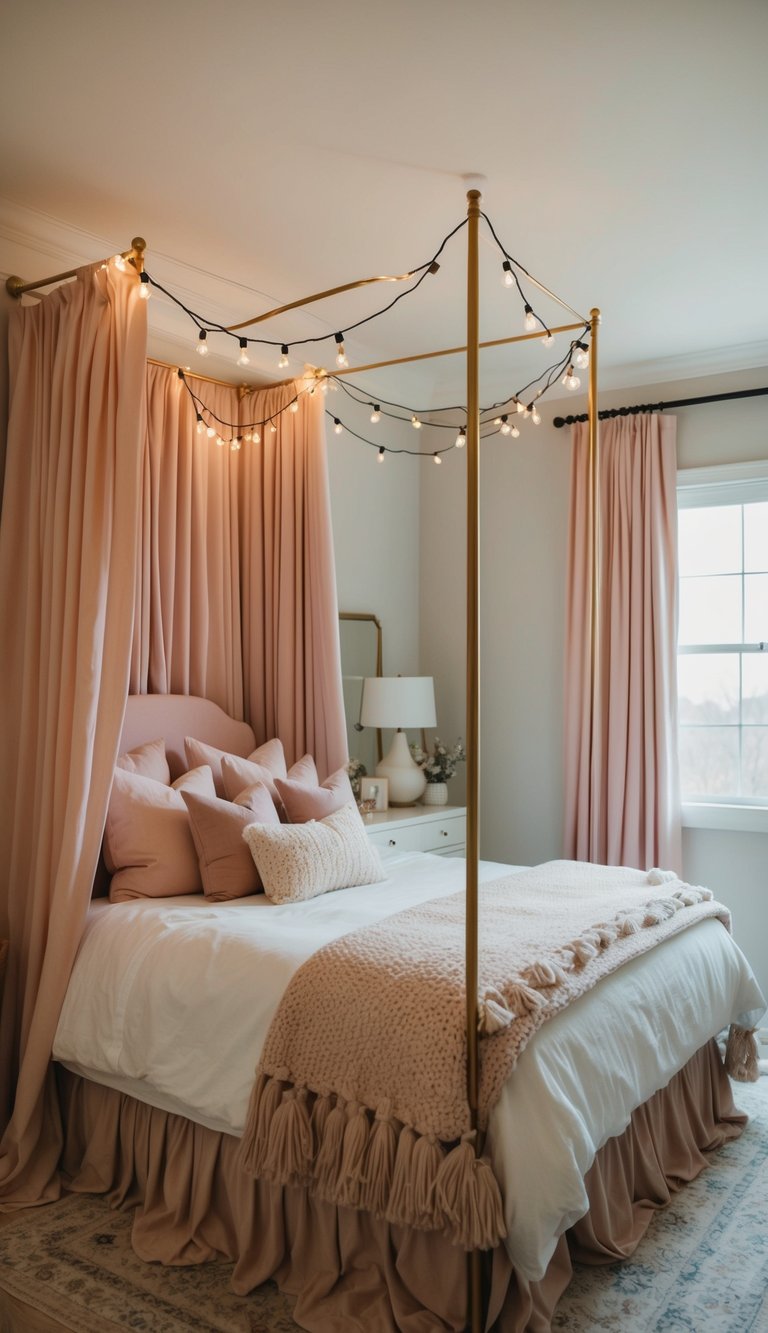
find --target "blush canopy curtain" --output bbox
[0,263,147,1203]
[563,414,682,872]
[132,367,347,779]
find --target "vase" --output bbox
[421,782,448,806]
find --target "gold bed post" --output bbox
[587,308,602,853]
[465,187,483,1333]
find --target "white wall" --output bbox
[419,365,768,995]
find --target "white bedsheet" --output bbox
[54,852,764,1281]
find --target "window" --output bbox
[677,462,768,832]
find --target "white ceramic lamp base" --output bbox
[375,730,426,806]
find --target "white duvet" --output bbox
[54,851,765,1281]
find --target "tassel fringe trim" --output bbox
[237,1077,506,1251]
[725,1024,760,1082]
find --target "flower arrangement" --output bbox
[346,757,367,797]
[410,737,466,784]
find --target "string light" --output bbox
[378,447,385,463]
[253,431,261,444]
[524,305,536,332]
[231,437,242,452]
[206,425,216,439]
[196,329,209,357]
[433,452,442,464]
[532,406,541,425]
[500,415,511,435]
[515,398,525,413]
[196,414,205,436]
[237,338,250,368]
[216,435,225,447]
[562,365,581,391]
[289,400,299,413]
[541,331,553,347]
[139,272,151,300]
[455,427,466,448]
[335,333,348,368]
[244,432,252,442]
[269,423,277,434]
[510,423,520,438]
[278,345,289,369]
[334,418,343,434]
[574,342,590,369]
[502,260,515,288]
[370,404,381,423]
[411,415,422,429]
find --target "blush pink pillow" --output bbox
[221,752,318,810]
[181,785,279,900]
[106,766,216,903]
[184,736,287,798]
[115,737,170,785]
[274,768,355,823]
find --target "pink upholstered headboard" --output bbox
[120,694,256,779]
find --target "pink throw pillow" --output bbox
[115,737,170,785]
[182,785,279,900]
[274,768,355,823]
[185,736,287,798]
[106,766,216,903]
[221,752,318,811]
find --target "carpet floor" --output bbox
[0,1077,766,1333]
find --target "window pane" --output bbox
[678,576,742,645]
[679,727,739,798]
[744,502,768,573]
[745,574,768,643]
[678,505,741,576]
[743,655,768,723]
[742,727,768,798]
[677,654,739,724]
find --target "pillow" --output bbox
[242,801,385,905]
[222,752,319,810]
[115,737,170,785]
[106,765,216,903]
[184,736,287,798]
[274,767,355,823]
[182,784,279,901]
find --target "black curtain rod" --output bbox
[552,384,768,428]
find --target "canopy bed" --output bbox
[1,194,764,1332]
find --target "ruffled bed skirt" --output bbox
[57,1040,746,1332]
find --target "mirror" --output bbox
[339,612,382,778]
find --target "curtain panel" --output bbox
[132,368,347,779]
[0,264,147,1202]
[563,414,682,873]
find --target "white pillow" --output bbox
[242,801,385,905]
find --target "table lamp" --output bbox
[359,676,437,806]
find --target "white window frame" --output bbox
[677,460,768,835]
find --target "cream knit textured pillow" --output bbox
[242,801,385,904]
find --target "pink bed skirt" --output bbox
[57,1040,745,1332]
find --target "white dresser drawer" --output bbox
[366,822,427,855]
[422,813,466,853]
[365,809,466,857]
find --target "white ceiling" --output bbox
[2,0,768,407]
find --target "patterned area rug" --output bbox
[0,1078,766,1332]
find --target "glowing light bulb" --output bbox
[237,339,250,368]
[216,435,224,447]
[243,432,252,442]
[378,447,385,463]
[541,331,554,347]
[493,416,503,427]
[289,400,299,413]
[370,404,381,424]
[206,426,216,439]
[562,366,581,391]
[252,431,261,444]
[433,453,442,465]
[500,416,511,435]
[515,398,525,414]
[334,333,347,367]
[328,379,338,392]
[138,273,151,300]
[278,345,289,369]
[196,329,209,357]
[524,305,536,332]
[231,437,242,452]
[333,418,343,435]
[411,415,421,430]
[455,428,466,448]
[269,423,277,434]
[502,260,514,288]
[532,407,541,425]
[510,424,520,438]
[112,254,127,272]
[196,415,205,436]
[574,345,590,369]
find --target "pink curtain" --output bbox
[0,264,147,1203]
[563,414,682,872]
[132,368,347,778]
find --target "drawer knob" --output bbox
[440,829,449,837]
[389,838,397,847]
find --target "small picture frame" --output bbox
[359,776,389,812]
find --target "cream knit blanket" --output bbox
[238,860,753,1249]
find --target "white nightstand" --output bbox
[363,805,466,858]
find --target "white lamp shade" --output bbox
[359,676,437,730]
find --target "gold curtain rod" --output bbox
[145,357,296,395]
[225,268,433,333]
[5,238,147,299]
[325,322,586,379]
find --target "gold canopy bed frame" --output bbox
[7,189,601,1330]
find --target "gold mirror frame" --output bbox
[339,612,383,763]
